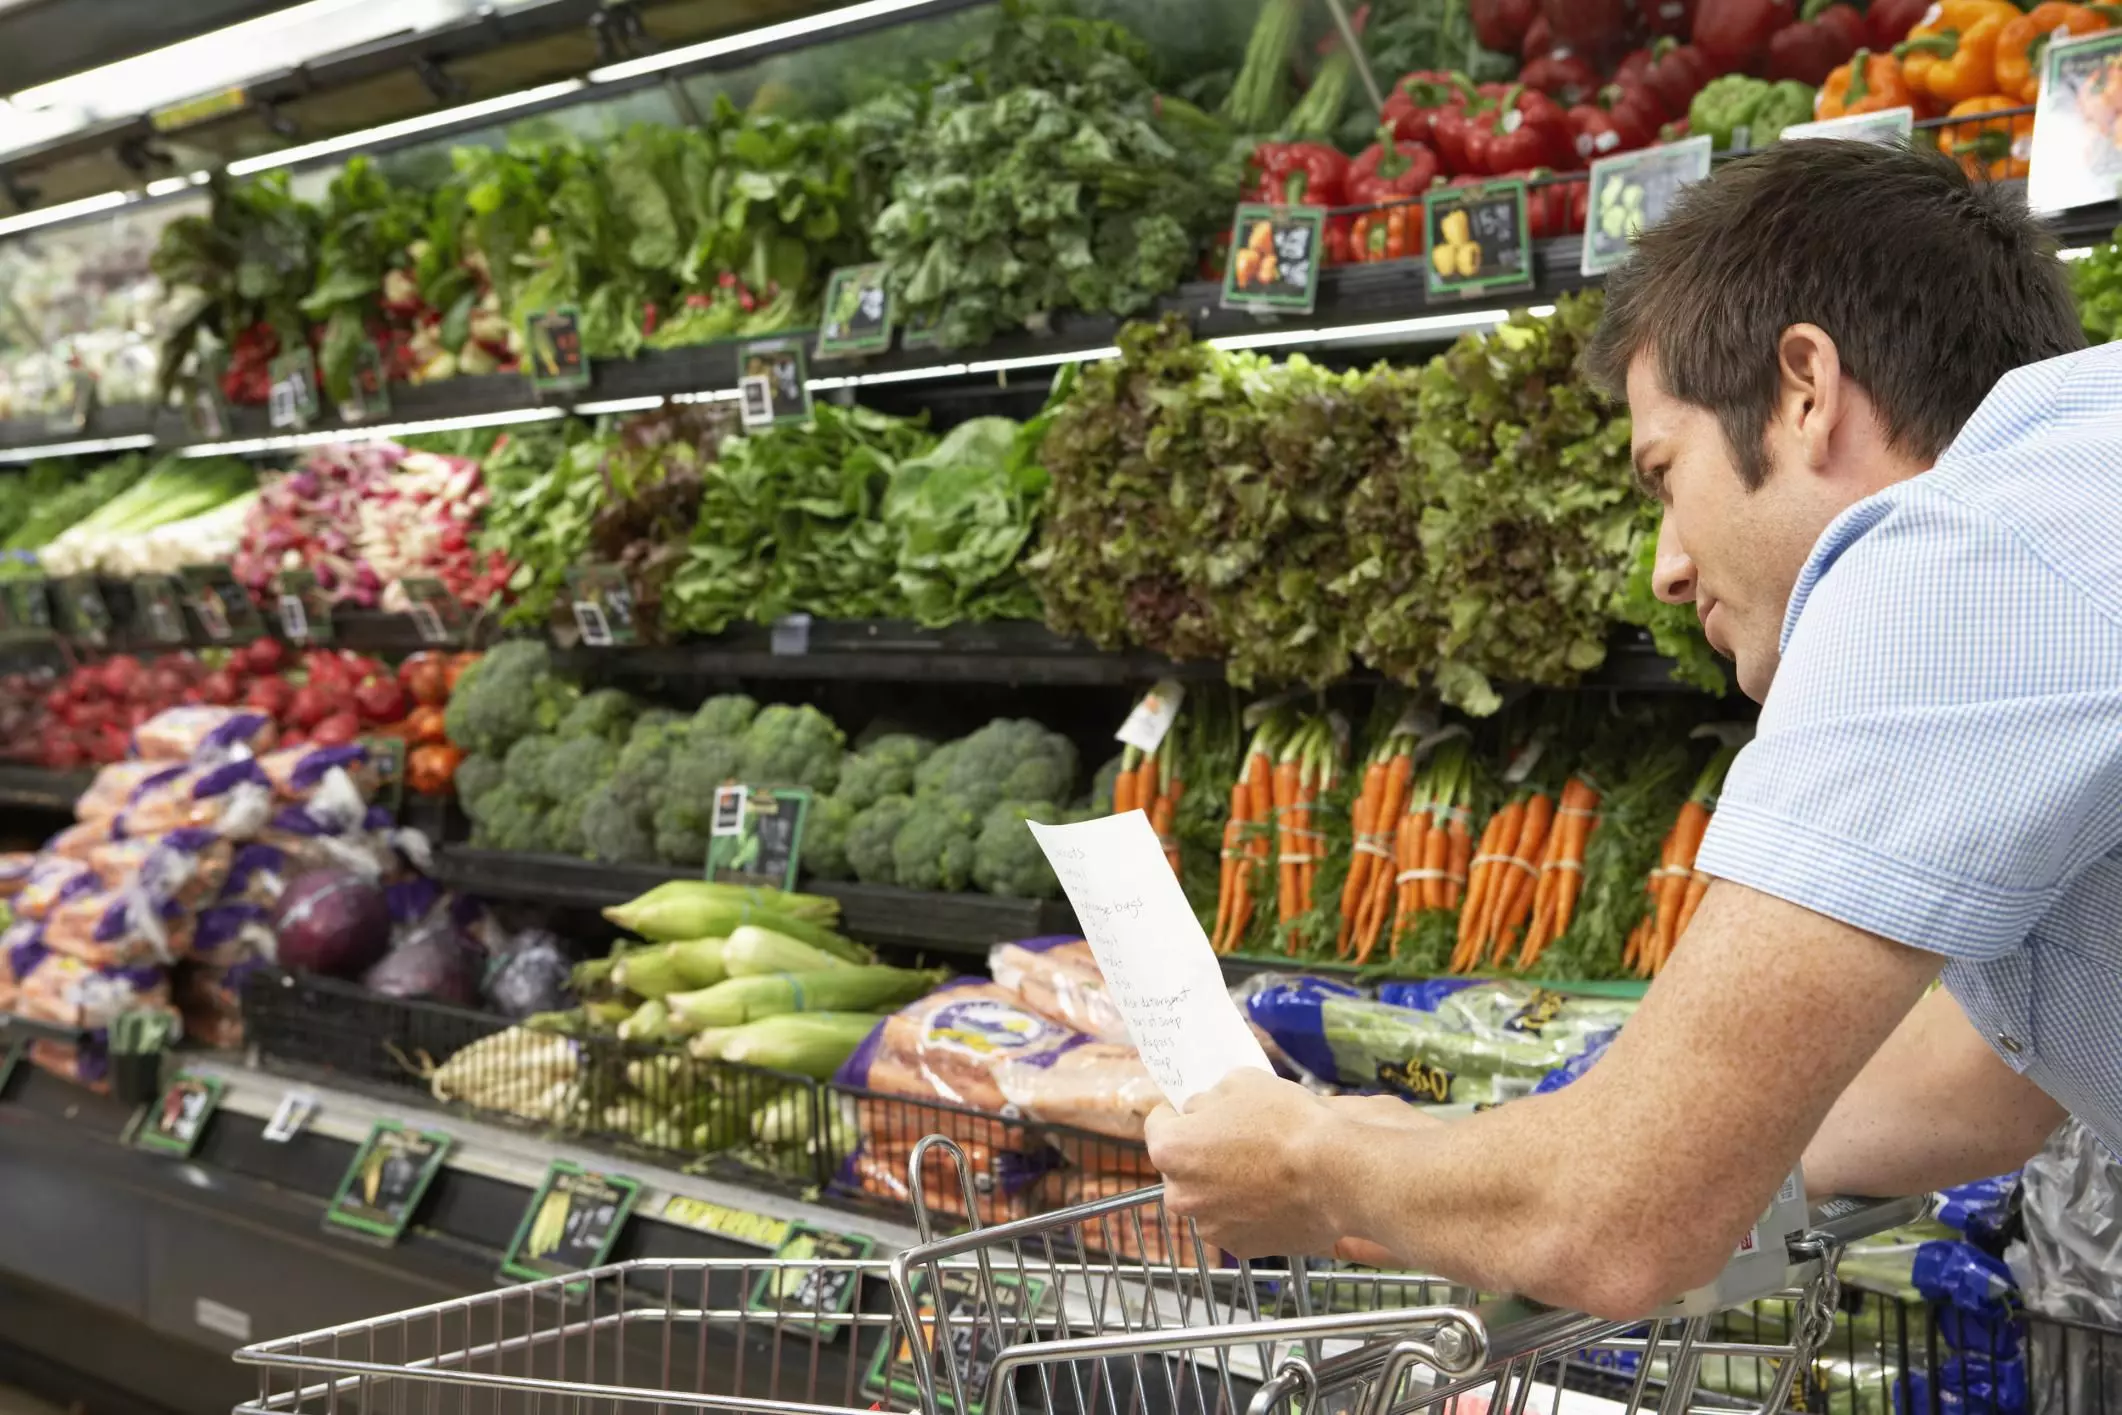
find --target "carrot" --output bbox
[1456,805,1513,968]
[1550,779,1601,939]
[1111,746,1140,815]
[1444,807,1471,909]
[1339,753,1391,954]
[1489,793,1554,964]
[1273,751,1302,927]
[1356,745,1416,954]
[1652,799,1711,962]
[1674,869,1712,942]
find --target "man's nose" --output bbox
[1651,515,1697,605]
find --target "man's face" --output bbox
[1625,353,1843,703]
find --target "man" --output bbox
[1144,140,2117,1320]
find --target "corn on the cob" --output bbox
[712,1012,881,1079]
[667,965,943,1032]
[722,925,856,977]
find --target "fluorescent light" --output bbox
[2058,247,2093,262]
[224,80,585,176]
[1526,304,1558,317]
[963,347,1119,375]
[571,396,666,415]
[0,189,134,238]
[586,0,942,84]
[0,434,157,464]
[178,406,563,457]
[144,171,212,198]
[1209,310,1506,352]
[848,362,970,386]
[671,388,744,404]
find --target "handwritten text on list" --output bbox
[1027,812,1271,1109]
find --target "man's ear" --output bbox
[1775,322,1842,474]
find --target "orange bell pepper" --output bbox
[1995,3,2121,102]
[1817,49,1918,117]
[1938,94,2035,179]
[1896,0,2021,107]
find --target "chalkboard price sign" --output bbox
[1425,181,1534,299]
[132,575,189,645]
[267,349,321,431]
[525,308,590,393]
[737,339,813,429]
[564,564,635,647]
[179,564,264,644]
[501,1162,641,1283]
[865,1268,1048,1415]
[746,1224,876,1339]
[54,575,112,647]
[325,1121,453,1245]
[275,569,334,644]
[816,264,893,359]
[1220,203,1326,314]
[1581,136,1712,277]
[707,786,811,892]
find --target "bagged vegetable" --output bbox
[132,706,276,761]
[77,761,185,822]
[112,759,273,838]
[836,1135,1054,1229]
[482,927,573,1019]
[16,953,173,1030]
[833,980,1088,1115]
[29,1039,110,1093]
[17,856,97,919]
[994,1042,1162,1142]
[88,827,232,907]
[174,962,249,1049]
[192,903,272,966]
[256,744,376,802]
[45,888,193,968]
[0,853,36,896]
[44,820,112,861]
[218,843,292,907]
[988,936,1128,1044]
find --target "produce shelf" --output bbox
[0,765,95,813]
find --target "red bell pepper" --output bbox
[1520,49,1602,105]
[1641,0,1696,38]
[1765,0,1865,85]
[1469,88,1577,174]
[1430,96,1489,174]
[1248,142,1350,206]
[1471,0,1539,54]
[1521,13,1553,59]
[1346,129,1442,206]
[1614,45,1659,89]
[1568,82,1665,162]
[1863,0,1932,50]
[1380,71,1468,146]
[1692,0,1798,73]
[1542,0,1634,60]
[1643,37,1718,117]
[1502,171,1580,239]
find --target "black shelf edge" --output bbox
[0,765,95,812]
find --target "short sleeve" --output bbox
[1695,487,2122,961]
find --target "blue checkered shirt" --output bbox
[1696,340,2122,1156]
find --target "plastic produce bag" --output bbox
[112,759,273,838]
[987,935,1129,1044]
[76,761,184,822]
[2005,1121,2122,1415]
[16,953,172,1030]
[0,853,35,896]
[255,744,376,802]
[131,706,275,761]
[482,927,574,1019]
[44,888,193,967]
[16,857,97,919]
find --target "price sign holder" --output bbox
[659,1195,791,1248]
[1777,106,1914,147]
[769,613,812,657]
[275,569,333,644]
[2027,30,2122,213]
[262,1090,317,1143]
[1425,181,1534,299]
[565,564,635,647]
[0,578,54,641]
[54,575,112,648]
[46,368,94,437]
[1581,135,1713,277]
[179,564,264,644]
[816,264,894,359]
[900,312,944,352]
[1220,203,1326,314]
[745,1224,876,1340]
[339,344,392,424]
[324,1121,453,1245]
[138,1074,224,1158]
[500,1161,641,1285]
[187,354,232,441]
[267,349,321,430]
[396,578,464,646]
[737,338,813,429]
[706,785,810,892]
[362,736,407,815]
[132,575,190,646]
[864,1267,1048,1415]
[525,308,590,393]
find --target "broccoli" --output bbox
[736,703,845,792]
[690,693,759,739]
[891,795,980,892]
[846,794,916,884]
[662,729,744,821]
[832,733,936,810]
[468,781,550,852]
[973,801,1063,899]
[581,783,659,864]
[541,735,621,801]
[545,796,589,855]
[504,735,562,803]
[612,716,685,799]
[802,795,857,881]
[651,794,709,867]
[455,753,505,815]
[858,732,936,770]
[914,719,1077,816]
[443,640,580,757]
[558,688,640,742]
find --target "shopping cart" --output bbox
[233,1136,1927,1415]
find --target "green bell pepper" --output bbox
[1689,74,1771,151]
[1751,80,1817,145]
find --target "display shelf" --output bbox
[0,764,95,812]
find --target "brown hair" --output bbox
[1584,139,2085,488]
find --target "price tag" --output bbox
[151,86,246,133]
[864,1268,1049,1415]
[137,1074,224,1158]
[274,569,333,644]
[525,307,590,392]
[45,368,93,436]
[132,575,189,646]
[737,338,813,429]
[815,263,894,359]
[338,343,392,424]
[396,578,463,646]
[187,357,231,441]
[769,613,812,656]
[0,578,53,641]
[659,1196,792,1248]
[2027,29,2122,214]
[267,349,320,430]
[1777,105,1915,147]
[1221,203,1326,314]
[746,1224,876,1340]
[54,575,112,648]
[362,736,406,816]
[324,1121,453,1245]
[1581,135,1713,277]
[706,785,810,893]
[1114,679,1185,753]
[1425,181,1534,299]
[262,1090,316,1143]
[565,564,635,647]
[500,1161,641,1284]
[900,312,944,352]
[179,564,263,644]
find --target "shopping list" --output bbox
[1026,811,1272,1110]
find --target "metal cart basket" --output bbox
[234,1138,1926,1415]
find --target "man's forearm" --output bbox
[1802,986,2063,1197]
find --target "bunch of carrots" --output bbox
[1388,743,1474,956]
[1113,735,1184,877]
[1623,744,1738,976]
[1335,727,1422,962]
[1209,713,1338,952]
[1514,775,1602,970]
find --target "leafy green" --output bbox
[2073,225,2122,346]
[882,415,1047,626]
[150,171,321,397]
[1611,510,1731,695]
[301,159,426,403]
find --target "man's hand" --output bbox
[1144,1070,1349,1259]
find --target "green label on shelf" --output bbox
[864,1267,1048,1415]
[274,569,333,644]
[746,1224,875,1340]
[659,1195,791,1248]
[1581,135,1712,277]
[816,263,894,359]
[737,338,813,429]
[54,575,112,647]
[706,785,809,892]
[396,577,463,645]
[363,736,406,816]
[179,564,263,644]
[324,1121,453,1244]
[1221,203,1326,314]
[525,307,590,392]
[564,564,635,647]
[138,1074,224,1158]
[132,575,189,646]
[267,348,320,430]
[1426,181,1534,299]
[500,1161,641,1284]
